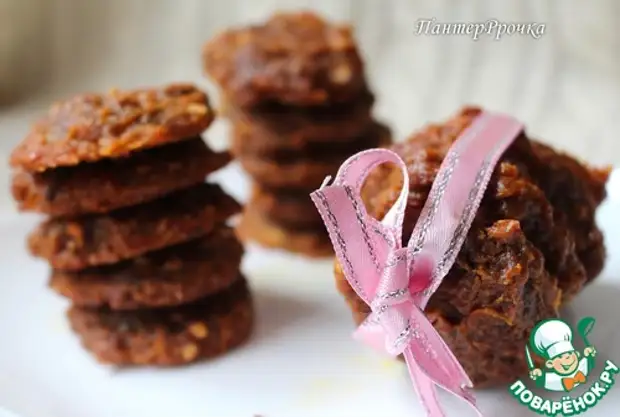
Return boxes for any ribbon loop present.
[314,149,412,304]
[311,111,525,417]
[330,148,412,240]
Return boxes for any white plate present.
[0,164,618,417]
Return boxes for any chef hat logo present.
[531,319,576,360]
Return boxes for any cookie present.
[203,11,367,107]
[10,84,214,172]
[241,156,341,190]
[238,123,391,189]
[530,141,610,282]
[50,226,243,310]
[28,183,241,271]
[67,277,253,366]
[12,138,230,217]
[236,208,332,257]
[249,185,323,228]
[231,119,388,161]
[223,91,374,153]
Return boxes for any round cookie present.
[12,138,230,217]
[238,123,391,189]
[203,11,367,107]
[236,208,332,258]
[28,183,241,271]
[10,84,214,172]
[241,156,342,190]
[67,277,253,366]
[230,117,386,161]
[223,91,374,154]
[249,185,323,229]
[50,227,243,310]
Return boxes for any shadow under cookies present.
[251,286,325,342]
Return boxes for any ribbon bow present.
[562,371,586,391]
[310,112,524,417]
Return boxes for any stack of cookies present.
[9,84,253,366]
[203,11,391,257]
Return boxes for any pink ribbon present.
[310,112,524,417]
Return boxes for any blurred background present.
[1,0,619,204]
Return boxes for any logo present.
[509,317,619,416]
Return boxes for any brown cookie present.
[223,91,374,153]
[241,156,342,190]
[238,123,391,189]
[10,84,214,172]
[231,118,388,162]
[67,277,253,366]
[249,185,323,228]
[28,183,241,271]
[12,138,230,217]
[203,11,367,107]
[236,208,332,257]
[50,226,243,310]
[530,141,610,282]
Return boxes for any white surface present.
[0,163,618,417]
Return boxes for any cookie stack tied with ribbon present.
[203,11,391,257]
[10,84,253,366]
[311,107,610,416]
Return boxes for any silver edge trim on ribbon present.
[315,190,368,301]
[344,185,381,273]
[424,126,519,296]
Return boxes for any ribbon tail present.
[405,308,483,416]
[403,347,445,417]
[404,346,484,417]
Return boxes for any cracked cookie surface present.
[10,84,213,172]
